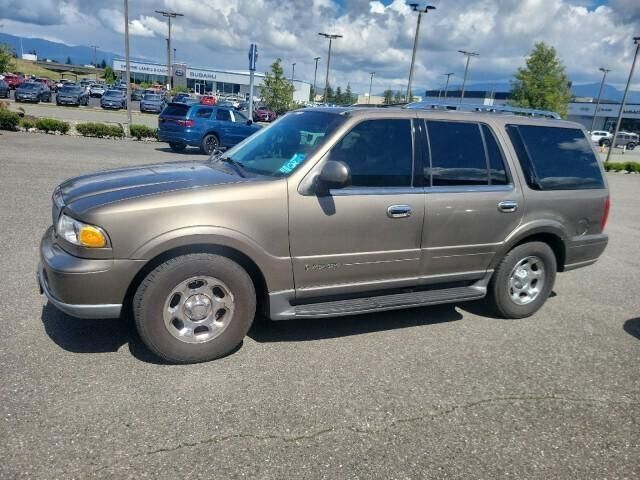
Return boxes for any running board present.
[267,273,493,320]
[293,285,486,319]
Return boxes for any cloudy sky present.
[0,0,639,93]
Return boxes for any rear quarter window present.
[506,125,604,190]
[162,104,190,117]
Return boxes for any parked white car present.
[590,130,612,144]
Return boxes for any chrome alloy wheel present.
[508,256,545,306]
[163,276,235,344]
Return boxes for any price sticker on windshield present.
[279,153,307,174]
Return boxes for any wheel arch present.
[123,243,270,320]
[496,225,568,272]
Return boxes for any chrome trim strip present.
[330,187,424,196]
[425,185,514,194]
[37,265,122,319]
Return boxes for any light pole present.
[155,10,183,90]
[605,36,640,165]
[458,50,479,104]
[90,45,98,80]
[368,71,375,104]
[318,32,342,104]
[312,56,320,102]
[124,0,132,136]
[174,47,177,62]
[443,72,453,99]
[590,67,610,133]
[406,4,436,102]
[291,62,296,82]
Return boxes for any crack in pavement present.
[87,394,640,476]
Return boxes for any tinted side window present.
[216,109,232,121]
[506,125,604,190]
[482,125,508,185]
[195,108,212,119]
[232,111,248,124]
[330,119,413,187]
[427,121,487,186]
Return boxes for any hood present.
[58,161,250,213]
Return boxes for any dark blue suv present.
[158,103,261,154]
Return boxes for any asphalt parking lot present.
[0,131,638,479]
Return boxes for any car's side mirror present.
[246,119,253,125]
[316,160,351,195]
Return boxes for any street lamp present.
[406,4,436,102]
[442,72,453,99]
[458,50,479,104]
[590,67,610,133]
[124,0,132,136]
[155,10,184,90]
[291,62,296,82]
[313,56,320,101]
[605,36,640,165]
[318,32,342,104]
[368,72,375,104]
[90,45,99,81]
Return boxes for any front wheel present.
[626,143,636,151]
[487,241,556,319]
[201,133,219,155]
[133,253,256,363]
[600,139,611,147]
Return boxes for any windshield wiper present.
[219,156,247,178]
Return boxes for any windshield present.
[219,110,345,177]
[143,94,161,101]
[104,90,122,98]
[20,83,39,90]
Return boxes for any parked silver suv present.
[38,107,610,363]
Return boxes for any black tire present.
[600,139,611,147]
[626,143,635,151]
[133,253,256,364]
[201,133,220,155]
[486,241,557,319]
[169,142,187,152]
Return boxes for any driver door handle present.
[387,205,412,218]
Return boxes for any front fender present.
[128,225,293,292]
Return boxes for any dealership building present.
[112,59,311,103]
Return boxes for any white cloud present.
[1,0,639,93]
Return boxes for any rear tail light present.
[177,119,195,127]
[600,195,611,232]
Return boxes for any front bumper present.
[38,227,144,319]
[57,98,79,105]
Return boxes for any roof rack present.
[405,101,561,119]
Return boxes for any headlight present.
[57,214,108,248]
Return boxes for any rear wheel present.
[133,253,256,363]
[626,142,636,151]
[169,142,187,152]
[201,133,219,155]
[487,242,556,319]
[600,138,611,147]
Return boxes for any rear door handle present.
[498,200,519,213]
[387,205,412,218]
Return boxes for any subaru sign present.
[248,43,258,71]
[174,68,184,77]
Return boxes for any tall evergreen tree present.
[260,58,294,114]
[510,42,572,118]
